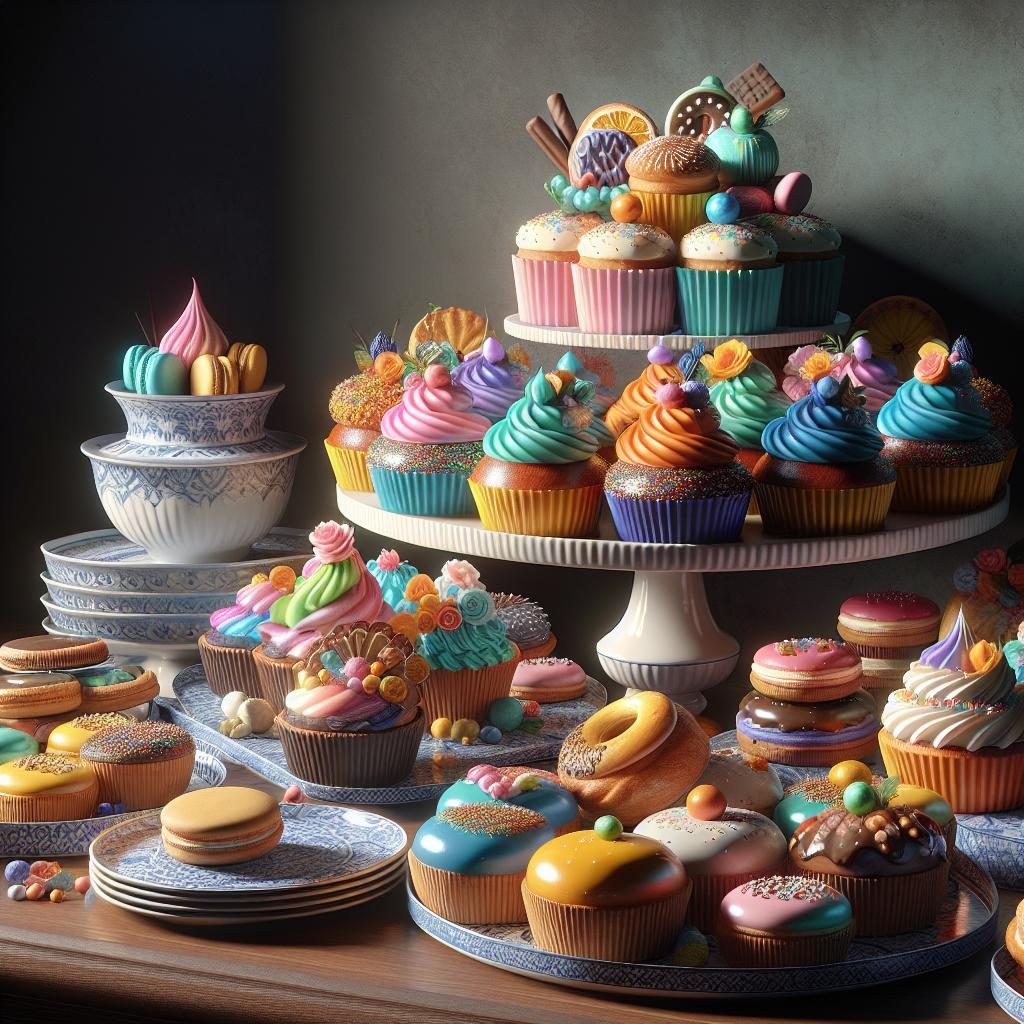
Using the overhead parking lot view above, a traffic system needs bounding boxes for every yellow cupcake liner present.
[632,190,712,247]
[324,439,374,492]
[409,853,527,924]
[85,753,195,811]
[716,921,854,967]
[998,447,1017,490]
[419,647,520,726]
[468,481,604,538]
[755,481,894,537]
[889,461,1001,514]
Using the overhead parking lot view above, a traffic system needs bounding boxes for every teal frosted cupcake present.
[703,105,779,187]
[745,213,844,327]
[366,548,418,609]
[677,222,783,335]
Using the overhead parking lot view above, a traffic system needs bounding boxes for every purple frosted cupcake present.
[452,337,528,423]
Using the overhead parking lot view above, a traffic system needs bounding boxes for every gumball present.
[49,889,65,904]
[771,171,812,214]
[670,926,709,967]
[4,860,30,884]
[725,184,774,217]
[430,717,452,739]
[550,174,569,192]
[610,192,643,223]
[520,700,541,718]
[479,725,502,744]
[828,760,873,789]
[7,884,26,901]
[843,781,879,816]
[282,785,304,804]
[97,802,114,816]
[25,883,45,901]
[594,815,623,841]
[488,697,525,732]
[450,718,480,743]
[705,191,741,225]
[686,784,727,821]
[73,876,91,895]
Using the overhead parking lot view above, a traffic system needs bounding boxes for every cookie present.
[0,636,108,673]
[160,787,283,865]
[0,672,82,719]
[191,353,240,396]
[227,342,268,393]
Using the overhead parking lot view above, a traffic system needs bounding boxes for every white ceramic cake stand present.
[336,487,1009,715]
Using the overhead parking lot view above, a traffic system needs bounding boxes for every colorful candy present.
[594,815,623,841]
[843,781,878,815]
[450,718,480,743]
[430,717,453,739]
[479,725,502,744]
[282,785,304,804]
[488,697,525,732]
[670,925,710,967]
[4,860,29,884]
[73,876,91,895]
[25,883,45,900]
[49,888,65,904]
[686,784,727,821]
[705,191,741,225]
[828,760,873,789]
[45,870,75,893]
[7,884,26,901]
[30,860,60,880]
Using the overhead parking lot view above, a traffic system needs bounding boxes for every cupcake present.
[79,721,194,811]
[469,369,608,538]
[635,787,788,931]
[367,364,490,516]
[677,221,783,335]
[45,712,134,757]
[694,746,783,817]
[391,561,519,725]
[276,621,424,788]
[743,213,844,327]
[325,330,405,492]
[876,344,1002,513]
[624,135,720,244]
[717,875,854,967]
[451,336,528,423]
[409,803,556,923]
[523,816,691,962]
[878,609,1024,812]
[510,657,586,703]
[703,106,779,187]
[494,593,556,660]
[0,753,99,822]
[754,377,895,537]
[789,804,949,936]
[839,334,900,417]
[605,381,752,543]
[570,222,678,335]
[772,767,882,840]
[366,548,418,609]
[512,211,602,326]
[606,343,684,437]
[198,568,294,696]
[254,522,387,710]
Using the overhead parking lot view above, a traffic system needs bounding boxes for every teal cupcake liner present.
[777,254,846,327]
[370,466,476,516]
[676,265,783,336]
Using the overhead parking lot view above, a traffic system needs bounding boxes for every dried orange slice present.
[408,306,488,357]
[577,103,658,147]
[851,296,948,380]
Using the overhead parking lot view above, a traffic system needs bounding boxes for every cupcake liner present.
[677,266,784,335]
[523,883,691,962]
[511,255,578,327]
[688,866,786,932]
[571,264,677,335]
[276,710,423,787]
[84,752,195,811]
[252,645,302,712]
[198,633,259,697]
[889,462,1002,514]
[419,648,520,725]
[737,728,879,767]
[324,439,374,492]
[716,920,854,967]
[878,729,1024,813]
[606,491,749,543]
[754,481,894,537]
[409,853,527,924]
[998,447,1017,490]
[777,255,846,327]
[370,466,476,516]
[796,861,949,936]
[0,785,99,823]
[632,190,712,245]
[469,480,604,538]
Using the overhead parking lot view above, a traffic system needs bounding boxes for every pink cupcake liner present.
[512,256,578,327]
[571,264,677,335]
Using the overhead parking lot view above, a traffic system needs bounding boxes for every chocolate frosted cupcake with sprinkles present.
[494,593,555,659]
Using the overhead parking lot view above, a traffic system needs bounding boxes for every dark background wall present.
[3,1,1021,725]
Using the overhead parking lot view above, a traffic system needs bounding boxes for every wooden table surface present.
[1,759,1018,1024]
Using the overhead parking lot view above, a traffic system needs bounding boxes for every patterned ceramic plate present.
[41,595,209,645]
[161,664,607,805]
[41,575,233,615]
[991,946,1024,1022]
[955,809,1024,889]
[89,803,407,895]
[0,746,226,857]
[408,849,999,999]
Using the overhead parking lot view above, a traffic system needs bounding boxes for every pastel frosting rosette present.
[366,548,418,609]
[158,279,228,370]
[606,343,684,438]
[605,380,752,543]
[366,363,491,516]
[875,342,1002,513]
[468,369,609,537]
[879,608,1024,812]
[781,343,849,402]
[451,336,528,423]
[839,334,900,415]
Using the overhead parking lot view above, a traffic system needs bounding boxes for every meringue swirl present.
[876,377,991,441]
[380,373,491,444]
[209,579,288,640]
[710,361,790,450]
[761,395,883,464]
[616,401,738,468]
[452,342,525,422]
[158,279,228,370]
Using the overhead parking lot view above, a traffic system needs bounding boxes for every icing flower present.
[404,574,436,602]
[976,549,1007,575]
[781,344,849,401]
[954,563,980,593]
[416,609,437,634]
[457,587,496,625]
[914,351,950,385]
[436,605,463,631]
[700,339,753,383]
[375,549,401,572]
[435,559,482,596]
[309,521,355,565]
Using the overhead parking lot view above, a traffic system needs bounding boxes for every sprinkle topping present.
[12,754,78,775]
[740,875,833,902]
[775,637,842,656]
[438,804,546,837]
[80,722,194,764]
[68,713,132,731]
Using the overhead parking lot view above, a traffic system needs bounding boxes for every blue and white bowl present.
[106,381,285,448]
[41,575,232,615]
[41,596,209,644]
[81,431,306,564]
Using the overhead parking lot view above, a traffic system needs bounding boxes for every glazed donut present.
[558,692,710,826]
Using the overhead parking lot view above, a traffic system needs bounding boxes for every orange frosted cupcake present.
[605,344,683,437]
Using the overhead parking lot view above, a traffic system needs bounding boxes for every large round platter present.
[992,946,1024,1022]
[0,744,226,857]
[955,809,1024,889]
[337,486,1010,574]
[40,527,311,592]
[159,664,606,804]
[503,312,852,352]
[408,849,998,999]
[40,575,232,615]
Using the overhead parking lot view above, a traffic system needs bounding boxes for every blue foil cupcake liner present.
[676,265,784,335]
[370,466,476,516]
[777,254,846,327]
[606,491,750,543]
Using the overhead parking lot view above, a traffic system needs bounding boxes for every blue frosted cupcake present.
[677,222,783,335]
[366,548,418,609]
[451,336,528,423]
[605,380,752,543]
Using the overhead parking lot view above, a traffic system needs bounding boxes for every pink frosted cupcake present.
[512,211,602,326]
[571,222,678,335]
[841,334,900,417]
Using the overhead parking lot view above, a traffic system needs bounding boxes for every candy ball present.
[594,815,623,841]
[772,170,812,214]
[73,876,91,895]
[450,718,480,743]
[488,697,524,732]
[98,802,114,816]
[520,700,541,719]
[430,717,453,739]
[610,192,643,223]
[25,883,45,901]
[479,725,502,744]
[49,888,65,904]
[828,760,873,789]
[686,784,727,821]
[705,191,741,225]
[282,785,304,804]
[4,860,30,884]
[843,780,879,816]
[7,884,26,901]
[670,925,709,967]
[112,803,126,814]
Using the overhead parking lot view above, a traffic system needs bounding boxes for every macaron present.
[749,637,863,702]
[73,665,160,715]
[0,672,82,719]
[191,353,240,396]
[509,657,587,703]
[122,344,188,395]
[0,636,108,673]
[227,342,268,393]
[836,591,941,659]
[160,787,284,865]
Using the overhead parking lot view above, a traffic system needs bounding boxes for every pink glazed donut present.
[749,637,863,703]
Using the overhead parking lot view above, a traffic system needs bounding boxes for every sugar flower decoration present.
[700,339,752,383]
[435,559,483,596]
[309,521,355,565]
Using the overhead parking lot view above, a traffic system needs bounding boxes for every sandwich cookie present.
[0,672,81,719]
[73,665,160,715]
[510,657,587,703]
[122,344,188,396]
[191,353,240,396]
[227,342,268,393]
[0,635,108,673]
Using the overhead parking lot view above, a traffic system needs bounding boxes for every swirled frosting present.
[418,617,515,671]
[483,370,598,465]
[761,389,883,464]
[606,346,684,437]
[380,366,490,444]
[209,579,290,642]
[366,549,418,610]
[516,211,602,253]
[876,375,991,442]
[451,338,526,422]
[710,361,791,450]
[158,279,228,370]
[840,338,900,414]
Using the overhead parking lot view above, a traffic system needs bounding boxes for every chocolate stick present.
[546,93,577,149]
[526,116,569,174]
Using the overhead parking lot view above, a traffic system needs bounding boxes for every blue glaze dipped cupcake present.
[365,548,418,609]
[876,344,1001,513]
[754,377,895,537]
[367,364,491,516]
[451,336,528,423]
[677,222,783,335]
[408,801,555,923]
[605,381,752,543]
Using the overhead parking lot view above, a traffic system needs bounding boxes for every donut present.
[558,692,710,826]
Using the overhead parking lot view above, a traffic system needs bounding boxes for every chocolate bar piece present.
[726,62,785,117]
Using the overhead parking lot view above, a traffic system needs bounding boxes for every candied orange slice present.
[577,103,657,147]
[851,296,948,379]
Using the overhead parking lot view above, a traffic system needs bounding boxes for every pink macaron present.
[749,637,863,702]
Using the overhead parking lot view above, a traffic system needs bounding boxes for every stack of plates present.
[88,803,408,926]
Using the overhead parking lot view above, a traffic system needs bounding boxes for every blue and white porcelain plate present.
[956,809,1024,890]
[162,664,607,805]
[408,849,998,999]
[41,575,232,615]
[41,596,209,644]
[90,803,407,895]
[992,946,1024,1022]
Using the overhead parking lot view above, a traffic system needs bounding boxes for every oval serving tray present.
[991,946,1024,1022]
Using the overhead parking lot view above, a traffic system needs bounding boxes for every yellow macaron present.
[227,342,268,393]
[191,354,240,396]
